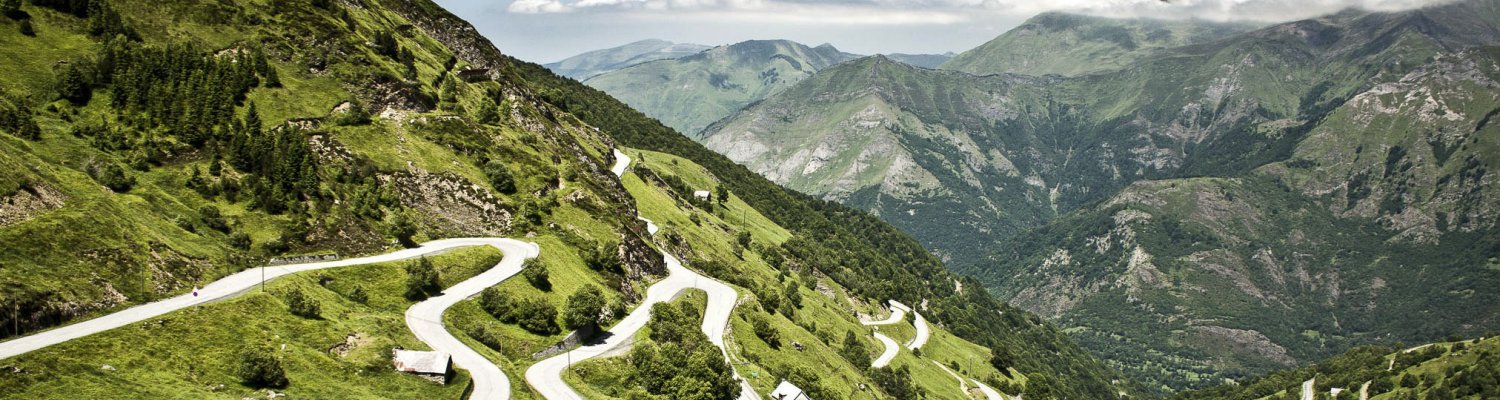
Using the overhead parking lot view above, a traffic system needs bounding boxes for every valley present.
[551,0,1500,395]
[0,0,1118,398]
[2,0,1497,398]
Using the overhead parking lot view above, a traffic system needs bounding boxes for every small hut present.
[392,349,451,384]
[769,380,809,400]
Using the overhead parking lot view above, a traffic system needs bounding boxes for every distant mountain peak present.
[581,38,860,135]
[941,13,1258,76]
[544,39,710,80]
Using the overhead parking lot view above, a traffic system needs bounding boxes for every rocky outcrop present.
[381,170,512,235]
[0,181,66,227]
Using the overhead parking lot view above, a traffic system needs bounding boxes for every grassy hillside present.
[0,0,649,343]
[1174,335,1500,400]
[563,148,1024,398]
[498,45,1128,398]
[0,245,501,399]
[697,0,1500,394]
[0,0,1126,398]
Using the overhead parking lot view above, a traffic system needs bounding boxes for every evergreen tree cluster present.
[94,39,271,145]
[869,365,923,400]
[403,257,439,300]
[0,98,40,140]
[226,104,319,214]
[561,284,605,331]
[31,0,133,39]
[283,289,321,319]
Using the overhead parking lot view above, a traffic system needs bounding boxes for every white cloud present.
[508,0,573,13]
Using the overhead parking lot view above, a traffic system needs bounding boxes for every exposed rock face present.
[1191,325,1296,366]
[0,182,66,227]
[618,231,666,301]
[381,170,512,235]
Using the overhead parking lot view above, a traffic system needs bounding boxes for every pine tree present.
[55,63,91,105]
[840,330,869,366]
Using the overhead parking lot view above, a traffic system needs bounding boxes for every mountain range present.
[543,39,711,80]
[0,0,1121,399]
[4,0,1498,398]
[680,0,1500,393]
[566,39,956,136]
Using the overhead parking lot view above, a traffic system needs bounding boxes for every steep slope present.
[702,0,1500,268]
[504,44,1128,399]
[958,3,1500,394]
[702,0,1500,393]
[1174,336,1500,400]
[700,55,1065,264]
[0,0,1124,398]
[581,40,859,135]
[543,39,709,80]
[940,12,1256,77]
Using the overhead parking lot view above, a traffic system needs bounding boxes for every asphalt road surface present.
[0,238,527,361]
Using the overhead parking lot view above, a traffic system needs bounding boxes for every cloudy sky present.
[433,0,1452,63]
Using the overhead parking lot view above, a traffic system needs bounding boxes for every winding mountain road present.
[933,360,971,395]
[0,238,532,361]
[610,148,631,176]
[524,148,758,400]
[861,300,908,326]
[973,379,1006,400]
[908,310,930,350]
[872,332,900,368]
[524,252,751,399]
[405,239,539,400]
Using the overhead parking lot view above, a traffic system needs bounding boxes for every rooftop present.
[393,349,450,375]
[769,380,808,400]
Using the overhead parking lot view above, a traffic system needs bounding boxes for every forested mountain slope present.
[0,0,1123,398]
[699,0,1500,394]
[1174,335,1500,400]
[960,1,1500,394]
